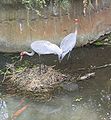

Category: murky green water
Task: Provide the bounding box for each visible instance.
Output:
[0,46,111,120]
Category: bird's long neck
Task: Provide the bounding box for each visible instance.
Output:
[24,51,35,56]
[74,23,78,35]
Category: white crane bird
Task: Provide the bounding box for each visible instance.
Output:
[60,19,79,60]
[20,40,62,74]
[20,40,62,60]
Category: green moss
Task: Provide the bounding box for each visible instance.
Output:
[22,0,46,8]
[93,41,104,46]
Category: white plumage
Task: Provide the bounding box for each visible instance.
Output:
[20,40,62,61]
[31,41,62,57]
[60,33,77,59]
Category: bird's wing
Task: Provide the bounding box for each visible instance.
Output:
[31,40,51,45]
[49,43,62,55]
[31,41,62,55]
[60,33,77,53]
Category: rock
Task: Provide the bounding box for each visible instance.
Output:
[61,82,79,92]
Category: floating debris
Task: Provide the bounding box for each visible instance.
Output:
[78,72,95,81]
[11,104,29,120]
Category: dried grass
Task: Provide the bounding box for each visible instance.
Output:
[3,65,68,101]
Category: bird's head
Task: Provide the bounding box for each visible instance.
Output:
[20,51,26,61]
[58,52,66,62]
[58,54,62,63]
[73,18,79,24]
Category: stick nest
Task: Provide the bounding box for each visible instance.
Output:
[3,65,68,101]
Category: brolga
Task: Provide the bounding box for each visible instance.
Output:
[20,40,62,74]
[60,19,79,60]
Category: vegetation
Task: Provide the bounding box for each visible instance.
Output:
[21,0,95,17]
[22,0,47,9]
[0,0,96,17]
[21,0,71,13]
[19,0,72,18]
[21,0,70,7]
[93,33,111,46]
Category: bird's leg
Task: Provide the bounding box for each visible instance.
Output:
[43,64,46,73]
[38,55,41,75]
[43,55,47,73]
[67,51,71,60]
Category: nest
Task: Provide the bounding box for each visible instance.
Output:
[3,65,68,101]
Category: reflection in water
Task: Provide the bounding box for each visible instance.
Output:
[1,78,111,120]
[2,89,111,120]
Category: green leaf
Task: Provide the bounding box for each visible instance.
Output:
[94,41,104,46]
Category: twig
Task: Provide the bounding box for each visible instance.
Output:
[77,63,111,72]
[91,63,111,70]
[2,59,22,83]
[77,72,95,81]
[2,63,14,83]
[11,104,29,120]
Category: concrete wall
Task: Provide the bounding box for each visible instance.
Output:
[0,0,111,52]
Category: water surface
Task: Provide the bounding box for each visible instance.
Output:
[0,46,111,120]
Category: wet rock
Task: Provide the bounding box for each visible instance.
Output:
[61,82,79,92]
